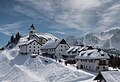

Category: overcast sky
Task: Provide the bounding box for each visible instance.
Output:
[0,0,120,47]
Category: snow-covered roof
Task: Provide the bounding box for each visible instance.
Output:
[41,39,67,49]
[35,33,57,40]
[66,47,75,53]
[78,46,87,52]
[66,46,81,53]
[72,46,80,52]
[94,71,120,82]
[76,49,110,59]
[28,32,57,41]
[65,46,95,56]
[19,39,41,46]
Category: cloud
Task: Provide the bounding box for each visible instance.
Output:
[51,31,66,35]
[97,1,120,32]
[13,0,120,35]
[0,22,22,36]
[14,0,102,32]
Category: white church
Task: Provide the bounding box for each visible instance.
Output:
[19,24,48,55]
[19,24,70,59]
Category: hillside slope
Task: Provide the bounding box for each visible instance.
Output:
[0,48,93,82]
[0,34,93,82]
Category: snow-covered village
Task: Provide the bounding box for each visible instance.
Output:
[0,24,120,82]
[1,0,120,82]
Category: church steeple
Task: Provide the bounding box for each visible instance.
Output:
[30,24,35,30]
[29,24,36,36]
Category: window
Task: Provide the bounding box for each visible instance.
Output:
[83,65,85,68]
[89,66,91,69]
[30,31,33,33]
[86,66,88,69]
[81,52,85,56]
[99,60,106,65]
[87,53,91,56]
[101,54,104,56]
[89,60,93,62]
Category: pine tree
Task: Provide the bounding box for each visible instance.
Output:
[10,35,14,43]
[15,32,21,43]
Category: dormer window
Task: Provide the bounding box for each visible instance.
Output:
[87,52,93,56]
[81,52,85,56]
[101,54,104,56]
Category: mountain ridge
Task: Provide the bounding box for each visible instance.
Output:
[66,28,120,51]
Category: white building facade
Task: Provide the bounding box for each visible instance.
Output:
[76,49,110,71]
[41,39,70,59]
[19,40,42,55]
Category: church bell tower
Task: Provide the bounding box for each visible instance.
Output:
[29,24,36,36]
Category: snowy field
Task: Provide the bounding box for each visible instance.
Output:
[0,47,96,82]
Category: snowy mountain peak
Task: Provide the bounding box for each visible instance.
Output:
[84,28,120,50]
[66,28,120,51]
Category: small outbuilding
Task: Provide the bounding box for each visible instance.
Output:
[94,70,120,82]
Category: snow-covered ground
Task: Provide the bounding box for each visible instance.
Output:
[0,48,95,82]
